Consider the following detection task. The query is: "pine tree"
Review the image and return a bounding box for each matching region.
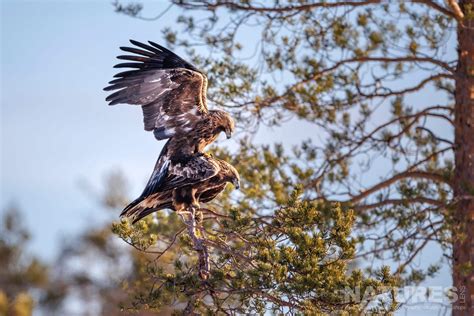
[112,0,474,314]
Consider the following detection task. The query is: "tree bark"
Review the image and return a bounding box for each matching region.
[453,2,474,315]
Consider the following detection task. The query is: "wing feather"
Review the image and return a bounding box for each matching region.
[120,153,225,223]
[104,40,209,139]
[160,155,220,191]
[129,152,220,211]
[129,39,162,54]
[120,46,155,57]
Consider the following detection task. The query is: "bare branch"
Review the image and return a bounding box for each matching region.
[175,0,381,13]
[348,171,452,204]
[357,73,454,99]
[355,197,446,211]
[445,0,464,19]
[414,0,459,20]
[395,229,439,274]
[251,60,453,110]
[175,0,458,21]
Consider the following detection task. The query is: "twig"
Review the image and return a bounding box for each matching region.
[445,0,464,20]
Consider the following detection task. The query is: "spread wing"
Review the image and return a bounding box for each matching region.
[104,40,209,140]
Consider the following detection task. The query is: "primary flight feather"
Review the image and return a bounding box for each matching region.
[104,39,235,144]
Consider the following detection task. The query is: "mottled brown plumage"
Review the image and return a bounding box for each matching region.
[160,110,234,161]
[104,40,237,216]
[121,154,240,224]
[104,39,235,144]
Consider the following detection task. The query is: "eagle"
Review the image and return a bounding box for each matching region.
[120,154,240,224]
[104,40,237,211]
[104,39,235,149]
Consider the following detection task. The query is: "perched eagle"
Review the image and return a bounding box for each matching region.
[104,40,237,213]
[121,154,240,224]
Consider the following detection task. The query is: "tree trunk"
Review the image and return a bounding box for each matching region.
[453,2,474,315]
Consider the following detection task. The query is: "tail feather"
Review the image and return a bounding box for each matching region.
[120,194,173,224]
[120,196,144,218]
[130,206,165,224]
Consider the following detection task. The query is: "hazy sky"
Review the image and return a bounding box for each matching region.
[1,1,453,314]
[1,0,187,257]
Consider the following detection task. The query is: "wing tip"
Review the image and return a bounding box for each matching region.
[103,85,115,92]
[148,40,166,52]
[106,98,121,106]
[119,46,132,53]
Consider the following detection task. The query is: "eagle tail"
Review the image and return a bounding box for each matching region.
[120,197,171,224]
[120,196,145,219]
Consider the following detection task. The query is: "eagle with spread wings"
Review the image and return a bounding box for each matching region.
[104,39,235,149]
[121,154,240,224]
[104,40,237,214]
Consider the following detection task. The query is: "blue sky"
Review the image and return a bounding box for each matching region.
[1,0,185,258]
[1,1,453,314]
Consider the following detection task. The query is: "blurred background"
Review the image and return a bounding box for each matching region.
[2,1,184,258]
[1,1,192,314]
[1,1,456,315]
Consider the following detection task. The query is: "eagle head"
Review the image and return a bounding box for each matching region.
[227,163,240,190]
[211,110,235,139]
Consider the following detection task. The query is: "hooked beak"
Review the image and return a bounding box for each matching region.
[226,131,232,139]
[233,179,240,190]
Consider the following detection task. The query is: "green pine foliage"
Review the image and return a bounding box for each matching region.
[111,143,399,314]
[113,190,399,314]
[109,0,460,313]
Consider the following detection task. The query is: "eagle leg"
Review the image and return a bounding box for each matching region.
[173,187,209,279]
[195,210,203,224]
[182,204,210,280]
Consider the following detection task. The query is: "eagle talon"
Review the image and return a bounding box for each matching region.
[195,211,203,223]
[176,209,192,216]
[176,209,193,223]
